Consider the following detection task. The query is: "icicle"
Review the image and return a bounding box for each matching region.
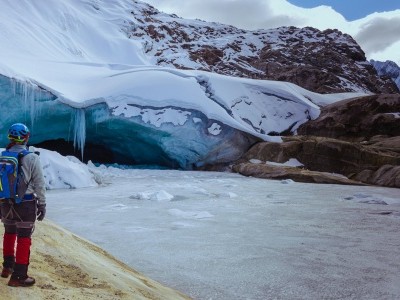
[72,108,86,160]
[25,82,35,127]
[22,81,30,121]
[11,79,16,97]
[12,79,38,129]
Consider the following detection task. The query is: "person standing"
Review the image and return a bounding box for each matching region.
[0,123,46,287]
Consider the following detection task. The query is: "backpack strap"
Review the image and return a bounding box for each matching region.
[17,150,33,197]
[17,149,31,175]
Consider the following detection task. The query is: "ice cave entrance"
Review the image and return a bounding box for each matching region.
[33,138,178,169]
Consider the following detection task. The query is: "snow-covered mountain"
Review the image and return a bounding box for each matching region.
[371,59,400,90]
[127,5,398,94]
[0,0,370,168]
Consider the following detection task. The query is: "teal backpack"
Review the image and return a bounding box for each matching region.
[0,150,31,204]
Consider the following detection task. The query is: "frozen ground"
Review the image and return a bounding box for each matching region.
[46,167,400,300]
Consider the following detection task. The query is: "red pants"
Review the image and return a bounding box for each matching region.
[1,200,36,267]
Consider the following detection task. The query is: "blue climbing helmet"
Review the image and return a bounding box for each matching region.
[8,123,30,143]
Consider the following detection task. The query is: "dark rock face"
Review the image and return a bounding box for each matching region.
[232,94,400,188]
[298,94,400,140]
[253,27,398,94]
[233,135,400,188]
[371,59,400,90]
[355,165,400,187]
[126,4,399,94]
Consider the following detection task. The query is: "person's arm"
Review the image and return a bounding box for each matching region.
[29,154,46,205]
[23,153,47,221]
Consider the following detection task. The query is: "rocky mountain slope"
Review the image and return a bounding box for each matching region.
[0,220,189,300]
[371,59,400,90]
[126,1,398,94]
[232,94,400,188]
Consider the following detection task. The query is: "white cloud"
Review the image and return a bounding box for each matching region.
[355,16,400,53]
[145,0,272,28]
[145,0,400,65]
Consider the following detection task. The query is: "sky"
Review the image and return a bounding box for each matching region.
[287,0,400,21]
[144,0,400,65]
[33,148,400,299]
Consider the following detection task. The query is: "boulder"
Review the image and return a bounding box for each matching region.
[297,94,400,140]
[232,162,365,185]
[355,165,400,188]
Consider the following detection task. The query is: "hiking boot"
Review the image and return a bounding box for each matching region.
[1,267,13,278]
[8,276,36,287]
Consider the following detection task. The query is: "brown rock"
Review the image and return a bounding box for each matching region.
[239,140,302,163]
[367,136,400,154]
[232,162,364,185]
[298,94,400,140]
[296,137,400,175]
[234,135,400,188]
[356,165,400,188]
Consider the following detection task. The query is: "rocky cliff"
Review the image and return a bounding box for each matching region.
[232,94,400,188]
[371,59,400,90]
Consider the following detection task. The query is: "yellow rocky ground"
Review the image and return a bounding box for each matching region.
[0,220,191,300]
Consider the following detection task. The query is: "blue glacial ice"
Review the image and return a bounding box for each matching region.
[0,74,259,169]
